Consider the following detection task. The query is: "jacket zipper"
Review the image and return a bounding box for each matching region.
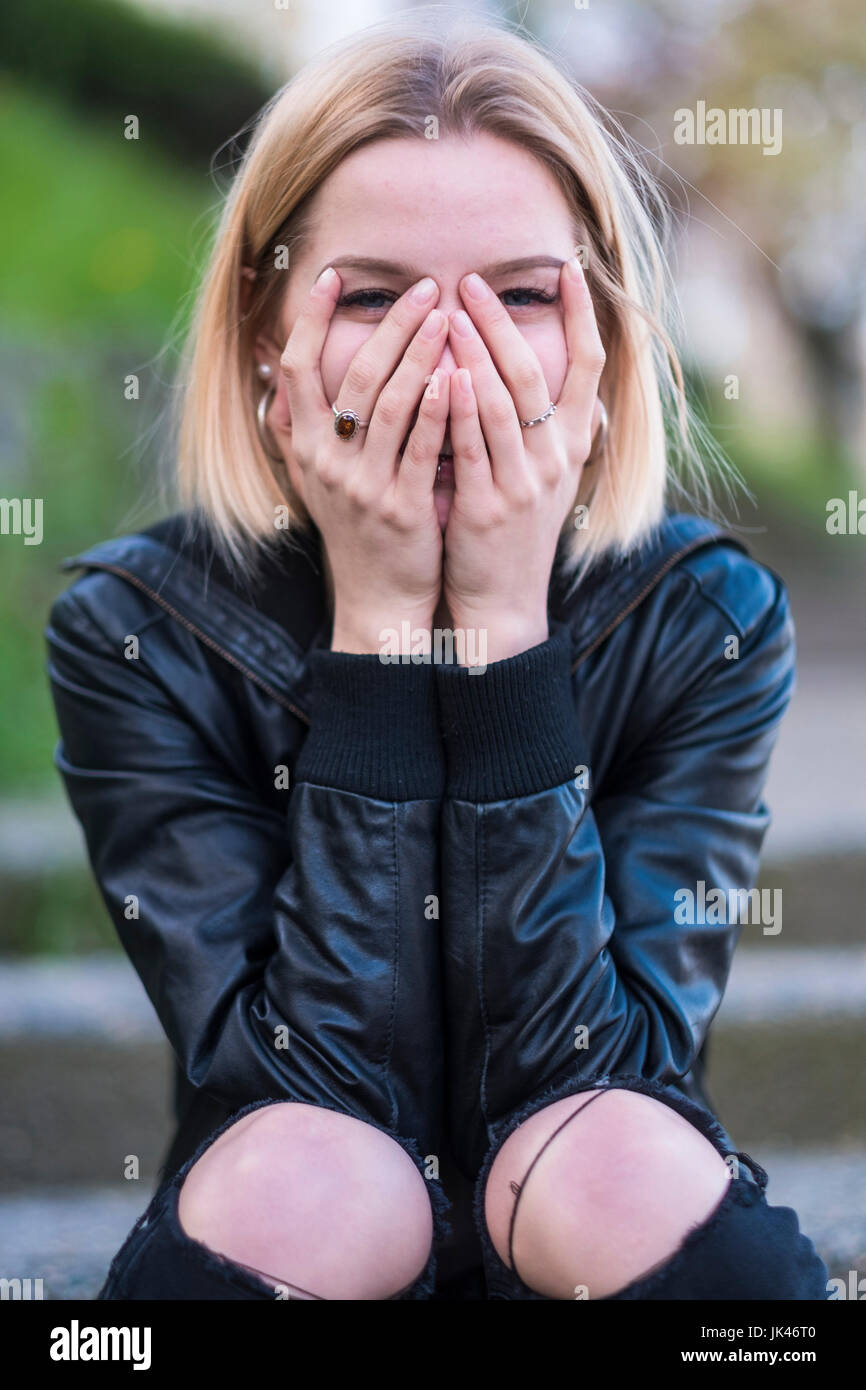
[68,561,313,726]
[68,534,728,710]
[570,534,729,672]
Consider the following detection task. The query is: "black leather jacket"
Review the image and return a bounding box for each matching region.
[45,508,794,1294]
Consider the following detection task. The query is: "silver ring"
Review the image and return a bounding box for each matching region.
[332,405,370,441]
[519,402,556,429]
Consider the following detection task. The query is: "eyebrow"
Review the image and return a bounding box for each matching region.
[319,254,566,279]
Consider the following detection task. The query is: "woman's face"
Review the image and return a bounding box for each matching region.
[257,131,580,529]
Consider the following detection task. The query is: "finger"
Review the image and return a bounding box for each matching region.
[335,277,441,427]
[278,266,342,453]
[449,367,495,508]
[395,367,450,508]
[457,273,551,427]
[448,309,526,495]
[556,258,606,443]
[362,307,448,492]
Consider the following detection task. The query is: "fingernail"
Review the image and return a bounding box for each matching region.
[422,309,445,339]
[451,309,474,337]
[313,266,337,293]
[411,277,437,304]
[456,368,472,394]
[564,256,584,279]
[463,272,488,301]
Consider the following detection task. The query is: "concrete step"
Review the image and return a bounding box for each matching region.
[3,852,862,955]
[706,945,866,1147]
[761,656,866,860]
[0,1186,147,1300]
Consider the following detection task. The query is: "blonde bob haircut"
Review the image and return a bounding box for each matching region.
[173,4,737,591]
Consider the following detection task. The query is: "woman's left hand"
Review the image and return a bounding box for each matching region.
[442,256,605,663]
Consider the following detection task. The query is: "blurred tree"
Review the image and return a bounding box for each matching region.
[0,0,276,170]
[537,0,866,474]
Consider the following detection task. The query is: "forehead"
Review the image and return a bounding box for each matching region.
[303,131,575,267]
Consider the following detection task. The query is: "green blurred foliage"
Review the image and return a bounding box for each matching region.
[0,76,210,334]
[0,0,271,168]
[0,870,117,956]
[0,75,213,793]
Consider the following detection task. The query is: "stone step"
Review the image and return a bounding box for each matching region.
[706,945,866,1147]
[1,946,863,1038]
[718,946,866,1022]
[760,656,866,861]
[3,853,861,954]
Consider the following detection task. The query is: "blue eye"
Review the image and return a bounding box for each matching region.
[335,289,397,311]
[335,285,558,313]
[501,286,558,308]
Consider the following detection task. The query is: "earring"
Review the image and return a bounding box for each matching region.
[256,361,273,382]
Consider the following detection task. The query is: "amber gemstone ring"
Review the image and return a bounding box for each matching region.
[332,405,370,440]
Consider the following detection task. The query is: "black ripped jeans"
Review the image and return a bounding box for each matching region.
[98,1078,829,1301]
[473,1073,830,1301]
[97,1096,452,1301]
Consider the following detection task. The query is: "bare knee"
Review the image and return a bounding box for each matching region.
[484,1087,731,1300]
[177,1103,434,1299]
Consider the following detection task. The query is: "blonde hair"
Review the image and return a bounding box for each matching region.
[172,4,739,590]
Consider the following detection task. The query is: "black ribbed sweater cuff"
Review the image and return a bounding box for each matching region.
[294,648,446,801]
[434,620,586,802]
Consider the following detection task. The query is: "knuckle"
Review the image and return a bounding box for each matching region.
[514,359,543,395]
[511,479,541,510]
[462,436,487,466]
[343,357,378,398]
[540,457,567,487]
[379,496,409,531]
[401,433,428,469]
[402,333,431,370]
[280,349,301,382]
[373,389,403,431]
[343,476,371,509]
[314,455,340,489]
[389,298,420,337]
[489,396,516,432]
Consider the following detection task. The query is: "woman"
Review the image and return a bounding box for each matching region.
[46,7,829,1300]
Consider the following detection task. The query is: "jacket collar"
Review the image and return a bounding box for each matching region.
[59,509,746,720]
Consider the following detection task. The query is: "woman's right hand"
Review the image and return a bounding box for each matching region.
[276,267,450,655]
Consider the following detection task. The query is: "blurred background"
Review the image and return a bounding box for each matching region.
[1,0,864,1297]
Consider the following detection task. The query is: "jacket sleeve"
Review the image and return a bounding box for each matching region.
[45,576,445,1150]
[434,556,795,1176]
